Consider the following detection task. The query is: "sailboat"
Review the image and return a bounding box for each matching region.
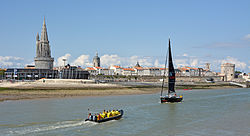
[160,38,183,103]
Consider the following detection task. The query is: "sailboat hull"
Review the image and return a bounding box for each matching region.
[160,97,183,103]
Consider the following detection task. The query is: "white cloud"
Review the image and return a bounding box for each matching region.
[220,56,247,70]
[243,34,250,40]
[100,55,154,68]
[135,57,153,67]
[101,54,121,67]
[190,59,198,67]
[175,59,188,68]
[56,53,71,66]
[72,54,92,67]
[0,56,25,68]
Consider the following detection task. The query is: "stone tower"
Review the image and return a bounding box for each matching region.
[221,63,235,81]
[205,63,211,71]
[34,18,54,69]
[93,52,100,67]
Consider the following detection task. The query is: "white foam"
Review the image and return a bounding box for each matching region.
[5,120,97,135]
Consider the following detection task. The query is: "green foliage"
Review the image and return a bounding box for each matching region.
[0,70,4,75]
[235,71,242,74]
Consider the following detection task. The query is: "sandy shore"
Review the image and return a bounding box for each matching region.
[0,79,239,102]
[0,88,159,102]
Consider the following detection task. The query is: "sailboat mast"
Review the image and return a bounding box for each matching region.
[160,40,169,96]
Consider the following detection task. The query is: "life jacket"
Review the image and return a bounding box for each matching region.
[101,113,105,118]
[112,111,116,116]
[115,111,119,115]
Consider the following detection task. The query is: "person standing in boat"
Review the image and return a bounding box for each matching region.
[88,113,91,119]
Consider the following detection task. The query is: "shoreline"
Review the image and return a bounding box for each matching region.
[0,88,160,102]
[0,81,240,102]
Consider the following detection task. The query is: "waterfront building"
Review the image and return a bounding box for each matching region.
[93,67,114,75]
[160,68,168,76]
[5,68,59,80]
[205,63,211,71]
[133,66,144,76]
[93,52,100,67]
[60,64,89,79]
[85,67,98,75]
[109,65,123,75]
[122,68,136,76]
[85,67,114,75]
[34,18,54,69]
[143,67,161,76]
[221,63,235,81]
[135,61,141,67]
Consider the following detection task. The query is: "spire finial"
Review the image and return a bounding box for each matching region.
[96,51,98,57]
[40,17,48,42]
[36,32,39,41]
[43,16,46,25]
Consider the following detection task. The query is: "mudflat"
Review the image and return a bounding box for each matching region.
[0,79,238,102]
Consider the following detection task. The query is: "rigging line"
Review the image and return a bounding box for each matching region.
[160,40,169,96]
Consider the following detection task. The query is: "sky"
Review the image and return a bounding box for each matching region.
[0,0,250,72]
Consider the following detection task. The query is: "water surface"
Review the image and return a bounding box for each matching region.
[0,88,250,136]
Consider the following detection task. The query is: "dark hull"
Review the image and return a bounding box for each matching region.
[85,110,123,123]
[160,97,183,103]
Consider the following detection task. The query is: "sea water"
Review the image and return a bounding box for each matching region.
[0,88,250,136]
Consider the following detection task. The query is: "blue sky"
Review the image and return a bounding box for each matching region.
[0,0,249,72]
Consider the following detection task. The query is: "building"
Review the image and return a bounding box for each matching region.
[122,68,136,76]
[93,52,100,67]
[134,66,144,76]
[34,18,54,69]
[85,67,98,75]
[60,64,89,79]
[143,67,161,76]
[221,63,235,81]
[205,63,211,71]
[5,68,59,80]
[110,65,123,75]
[160,68,168,76]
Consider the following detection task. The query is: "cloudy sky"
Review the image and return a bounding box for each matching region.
[0,0,250,72]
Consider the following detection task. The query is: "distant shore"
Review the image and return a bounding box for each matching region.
[0,79,239,102]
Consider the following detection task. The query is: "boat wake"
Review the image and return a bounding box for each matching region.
[2,119,97,136]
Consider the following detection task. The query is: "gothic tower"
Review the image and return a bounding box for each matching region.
[93,52,100,67]
[34,18,54,69]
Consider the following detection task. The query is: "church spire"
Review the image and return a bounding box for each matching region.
[40,17,48,42]
[36,32,39,41]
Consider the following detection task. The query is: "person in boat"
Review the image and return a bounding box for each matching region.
[88,113,91,119]
[103,110,107,118]
[174,93,177,97]
[111,110,116,116]
[90,115,93,121]
[97,113,102,121]
[110,110,113,117]
[100,112,105,119]
[93,114,97,122]
[107,110,112,118]
[115,110,120,115]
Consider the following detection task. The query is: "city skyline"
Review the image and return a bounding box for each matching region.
[0,0,250,72]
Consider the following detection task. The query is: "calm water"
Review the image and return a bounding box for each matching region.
[0,88,250,136]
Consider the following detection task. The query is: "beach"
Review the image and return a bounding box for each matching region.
[0,79,239,102]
